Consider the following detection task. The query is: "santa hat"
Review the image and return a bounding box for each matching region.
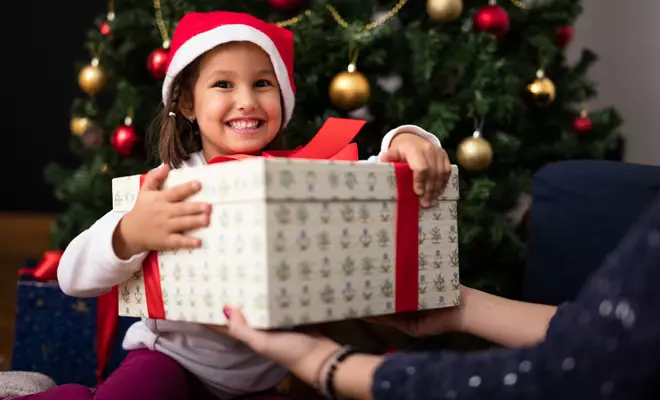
[163,11,296,126]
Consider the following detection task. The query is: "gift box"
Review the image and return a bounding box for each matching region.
[113,157,461,329]
[11,260,138,386]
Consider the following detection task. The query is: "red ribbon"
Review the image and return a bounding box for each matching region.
[21,250,117,386]
[393,163,419,312]
[18,251,63,281]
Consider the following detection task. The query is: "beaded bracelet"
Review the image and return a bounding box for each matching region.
[317,345,361,400]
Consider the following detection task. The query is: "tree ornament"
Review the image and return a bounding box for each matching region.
[70,117,91,136]
[148,46,170,80]
[473,0,509,37]
[111,116,139,156]
[78,58,107,96]
[555,26,574,48]
[99,21,111,36]
[457,130,493,172]
[573,110,593,134]
[426,0,463,22]
[329,63,371,111]
[527,69,556,107]
[268,0,303,11]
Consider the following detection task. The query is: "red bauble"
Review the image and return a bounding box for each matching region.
[147,48,169,80]
[573,114,593,134]
[473,4,510,37]
[111,125,139,156]
[268,0,303,11]
[555,26,574,48]
[100,21,111,36]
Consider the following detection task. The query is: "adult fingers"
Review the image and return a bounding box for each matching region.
[140,165,170,191]
[162,180,202,202]
[224,307,270,355]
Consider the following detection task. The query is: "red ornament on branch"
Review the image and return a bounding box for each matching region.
[474,0,509,38]
[111,120,139,156]
[573,111,593,134]
[148,47,169,80]
[555,26,574,48]
[99,21,111,36]
[268,0,303,11]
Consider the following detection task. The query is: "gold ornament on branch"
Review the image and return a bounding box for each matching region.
[329,62,371,111]
[527,69,555,107]
[70,117,92,136]
[427,0,463,22]
[457,129,493,172]
[78,58,107,96]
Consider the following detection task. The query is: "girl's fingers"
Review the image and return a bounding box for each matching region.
[167,214,209,233]
[163,180,202,202]
[164,233,202,250]
[141,165,171,191]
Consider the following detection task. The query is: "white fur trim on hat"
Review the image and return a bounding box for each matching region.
[162,24,295,127]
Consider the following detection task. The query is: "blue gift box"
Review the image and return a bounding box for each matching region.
[11,260,139,386]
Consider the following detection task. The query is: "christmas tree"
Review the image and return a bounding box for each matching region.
[46,0,622,297]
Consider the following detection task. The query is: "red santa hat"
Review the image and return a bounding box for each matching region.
[163,11,296,126]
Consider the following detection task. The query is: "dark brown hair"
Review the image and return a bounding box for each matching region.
[148,58,287,169]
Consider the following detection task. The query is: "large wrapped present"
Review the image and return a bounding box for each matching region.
[112,157,461,329]
[11,258,138,386]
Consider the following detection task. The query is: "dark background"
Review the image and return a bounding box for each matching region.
[3,1,106,213]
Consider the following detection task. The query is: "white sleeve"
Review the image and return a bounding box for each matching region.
[57,210,148,298]
[363,124,442,163]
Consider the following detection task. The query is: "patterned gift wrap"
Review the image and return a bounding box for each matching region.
[112,158,460,329]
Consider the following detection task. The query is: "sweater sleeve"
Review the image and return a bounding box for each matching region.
[363,125,441,163]
[57,210,148,298]
[372,195,660,400]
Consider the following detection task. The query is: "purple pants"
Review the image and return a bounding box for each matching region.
[9,350,289,400]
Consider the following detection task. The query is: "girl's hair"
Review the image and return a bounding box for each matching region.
[148,58,286,168]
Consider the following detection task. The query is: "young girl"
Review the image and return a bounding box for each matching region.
[23,11,451,400]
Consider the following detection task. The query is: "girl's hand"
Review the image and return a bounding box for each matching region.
[381,133,452,208]
[208,308,341,387]
[113,165,212,259]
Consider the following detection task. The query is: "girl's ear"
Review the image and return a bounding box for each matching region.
[178,90,195,120]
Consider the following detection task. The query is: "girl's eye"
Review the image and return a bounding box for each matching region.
[214,81,232,89]
[255,79,272,88]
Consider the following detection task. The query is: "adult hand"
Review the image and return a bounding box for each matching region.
[366,285,468,337]
[206,307,341,387]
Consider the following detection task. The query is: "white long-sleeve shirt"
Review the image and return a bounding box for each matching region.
[57,125,440,398]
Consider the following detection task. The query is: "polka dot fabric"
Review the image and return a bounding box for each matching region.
[372,194,660,399]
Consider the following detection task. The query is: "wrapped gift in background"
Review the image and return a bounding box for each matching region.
[11,259,138,386]
[113,157,461,329]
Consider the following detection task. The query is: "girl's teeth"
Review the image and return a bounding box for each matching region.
[229,120,259,129]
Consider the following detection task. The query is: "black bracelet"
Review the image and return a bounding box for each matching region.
[322,345,361,400]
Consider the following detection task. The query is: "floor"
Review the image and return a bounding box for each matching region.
[0,213,54,370]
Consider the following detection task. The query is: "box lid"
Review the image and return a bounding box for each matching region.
[112,158,459,212]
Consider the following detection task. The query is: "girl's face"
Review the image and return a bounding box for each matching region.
[181,42,283,160]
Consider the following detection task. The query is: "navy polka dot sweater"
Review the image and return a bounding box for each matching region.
[372,195,660,399]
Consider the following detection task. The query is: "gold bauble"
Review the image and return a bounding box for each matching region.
[527,76,556,107]
[329,65,371,111]
[427,0,463,22]
[70,117,91,136]
[456,136,493,171]
[78,58,107,96]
